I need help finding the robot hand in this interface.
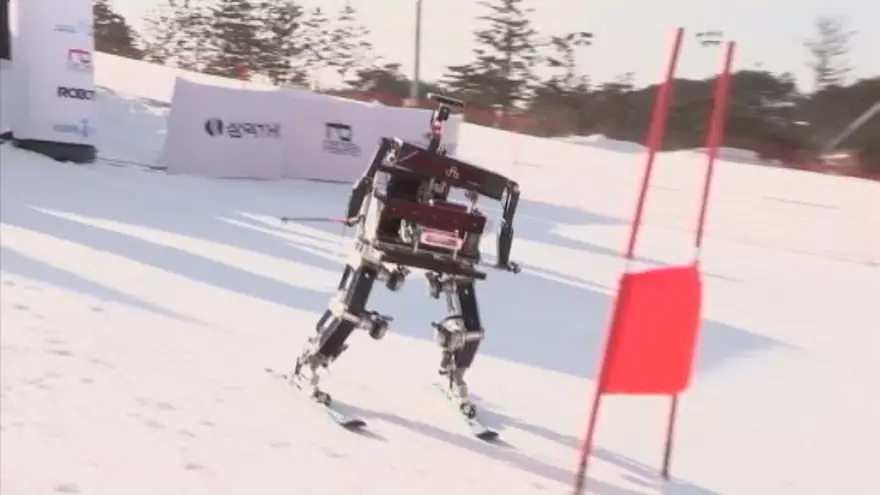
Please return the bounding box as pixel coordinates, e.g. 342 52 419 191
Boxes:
342 215 363 227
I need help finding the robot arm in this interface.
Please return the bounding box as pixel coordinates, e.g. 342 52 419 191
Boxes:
495 181 521 273
345 137 398 221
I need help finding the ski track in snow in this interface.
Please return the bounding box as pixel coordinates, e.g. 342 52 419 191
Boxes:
2 56 880 495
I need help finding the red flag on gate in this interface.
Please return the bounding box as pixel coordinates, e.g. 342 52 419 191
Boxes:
599 264 702 395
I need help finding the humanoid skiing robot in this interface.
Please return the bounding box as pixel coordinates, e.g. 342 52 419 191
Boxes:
291 94 522 420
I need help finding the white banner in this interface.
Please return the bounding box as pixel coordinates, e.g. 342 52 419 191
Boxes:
281 92 381 183
163 78 289 179
161 79 466 182
11 0 95 145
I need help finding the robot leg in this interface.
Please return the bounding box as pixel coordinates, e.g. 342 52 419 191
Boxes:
314 264 354 331
432 277 485 415
294 263 392 401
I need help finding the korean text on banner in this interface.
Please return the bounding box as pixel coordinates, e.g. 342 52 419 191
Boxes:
11 0 95 145
162 78 289 179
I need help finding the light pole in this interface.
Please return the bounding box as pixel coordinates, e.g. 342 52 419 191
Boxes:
410 0 424 103
821 100 880 154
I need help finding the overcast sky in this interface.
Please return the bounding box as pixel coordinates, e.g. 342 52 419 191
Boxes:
112 0 878 91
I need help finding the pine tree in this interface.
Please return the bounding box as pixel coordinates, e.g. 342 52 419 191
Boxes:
542 31 592 92
259 0 309 86
203 0 263 78
329 1 377 82
299 7 333 86
93 0 143 59
528 31 595 136
442 63 491 104
347 62 444 99
141 0 212 70
805 16 855 91
140 1 179 63
442 0 540 113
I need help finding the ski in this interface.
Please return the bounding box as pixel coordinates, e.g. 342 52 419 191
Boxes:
266 368 367 430
433 383 499 441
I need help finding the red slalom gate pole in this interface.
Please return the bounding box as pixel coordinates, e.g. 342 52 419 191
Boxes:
572 27 686 495
694 41 736 253
659 40 736 482
661 393 680 480
622 27 686 263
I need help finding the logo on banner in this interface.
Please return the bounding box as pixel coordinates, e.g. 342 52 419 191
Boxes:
323 122 361 157
53 119 92 138
57 86 96 100
203 118 281 138
67 48 93 72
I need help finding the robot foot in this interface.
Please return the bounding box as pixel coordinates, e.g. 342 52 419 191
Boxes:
292 342 334 404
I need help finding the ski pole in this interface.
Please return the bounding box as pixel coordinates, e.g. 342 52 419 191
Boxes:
281 216 338 223
280 215 360 226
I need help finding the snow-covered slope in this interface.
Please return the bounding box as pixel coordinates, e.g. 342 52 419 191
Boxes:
559 134 648 154
2 55 879 495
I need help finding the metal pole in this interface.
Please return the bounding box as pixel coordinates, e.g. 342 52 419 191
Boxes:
410 0 423 102
820 100 880 154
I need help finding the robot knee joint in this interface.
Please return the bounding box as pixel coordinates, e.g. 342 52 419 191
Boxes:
432 316 483 351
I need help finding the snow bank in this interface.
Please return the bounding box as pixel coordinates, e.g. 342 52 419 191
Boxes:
558 134 648 154
94 87 169 165
692 146 766 165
